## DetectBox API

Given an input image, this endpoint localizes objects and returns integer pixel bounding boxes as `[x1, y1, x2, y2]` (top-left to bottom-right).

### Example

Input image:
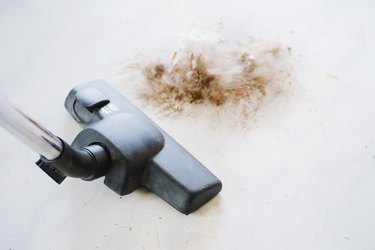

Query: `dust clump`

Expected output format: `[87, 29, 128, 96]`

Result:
[134, 35, 293, 129]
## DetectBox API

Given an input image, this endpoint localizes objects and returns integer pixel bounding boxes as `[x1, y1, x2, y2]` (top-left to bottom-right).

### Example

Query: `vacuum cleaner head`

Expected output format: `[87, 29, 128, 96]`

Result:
[55, 80, 221, 214]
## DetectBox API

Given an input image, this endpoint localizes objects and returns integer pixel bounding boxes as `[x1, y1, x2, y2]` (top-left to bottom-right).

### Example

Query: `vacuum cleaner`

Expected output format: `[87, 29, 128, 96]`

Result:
[0, 80, 222, 214]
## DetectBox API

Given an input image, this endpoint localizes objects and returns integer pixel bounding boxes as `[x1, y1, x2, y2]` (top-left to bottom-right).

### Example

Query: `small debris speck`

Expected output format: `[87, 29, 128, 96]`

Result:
[325, 73, 339, 80]
[159, 216, 162, 220]
[129, 227, 132, 231]
[344, 234, 350, 240]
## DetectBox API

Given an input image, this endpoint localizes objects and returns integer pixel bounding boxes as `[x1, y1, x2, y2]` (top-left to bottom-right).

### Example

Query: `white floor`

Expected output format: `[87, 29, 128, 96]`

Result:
[1, 1, 375, 249]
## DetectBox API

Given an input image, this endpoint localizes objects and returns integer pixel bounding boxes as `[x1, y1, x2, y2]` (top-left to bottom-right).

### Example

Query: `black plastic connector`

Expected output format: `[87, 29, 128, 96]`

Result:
[36, 139, 110, 183]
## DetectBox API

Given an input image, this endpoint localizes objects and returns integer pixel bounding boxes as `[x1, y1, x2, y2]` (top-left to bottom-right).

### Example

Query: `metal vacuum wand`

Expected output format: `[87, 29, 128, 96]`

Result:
[0, 95, 62, 160]
[0, 94, 109, 184]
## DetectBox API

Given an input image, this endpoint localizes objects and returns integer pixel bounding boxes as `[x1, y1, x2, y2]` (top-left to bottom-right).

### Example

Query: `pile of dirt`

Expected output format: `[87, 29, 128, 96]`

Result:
[134, 37, 293, 128]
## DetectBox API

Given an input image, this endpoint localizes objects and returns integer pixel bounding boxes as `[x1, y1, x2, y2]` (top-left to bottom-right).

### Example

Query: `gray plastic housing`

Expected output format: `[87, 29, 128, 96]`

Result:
[65, 80, 222, 214]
